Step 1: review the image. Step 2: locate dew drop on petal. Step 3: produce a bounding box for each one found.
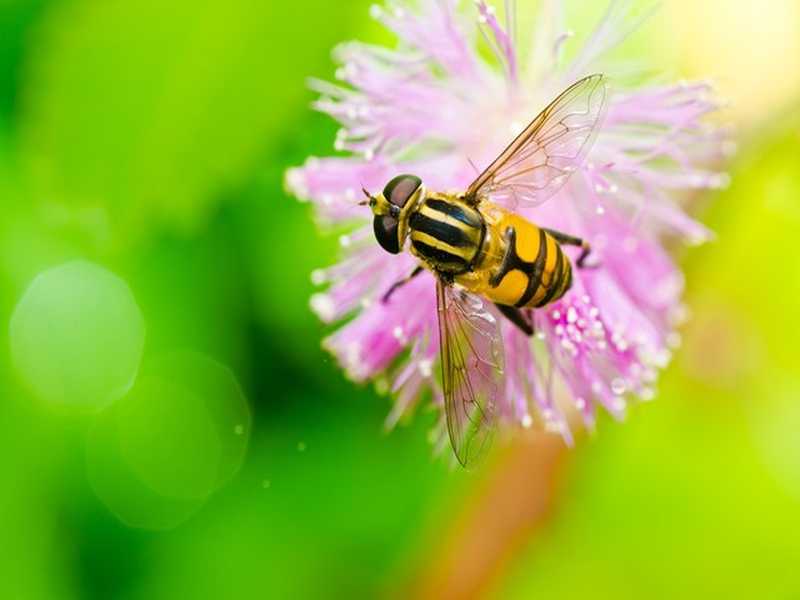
[611,378,627,395]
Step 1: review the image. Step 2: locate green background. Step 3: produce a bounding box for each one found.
[1,0,799,598]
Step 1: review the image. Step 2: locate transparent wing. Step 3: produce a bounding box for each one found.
[465,74,607,209]
[436,279,505,468]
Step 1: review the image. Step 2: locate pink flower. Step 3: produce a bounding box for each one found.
[285,1,729,446]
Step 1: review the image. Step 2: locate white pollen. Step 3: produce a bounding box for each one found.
[509,121,524,136]
[595,205,605,215]
[339,234,351,247]
[369,4,383,19]
[611,378,627,395]
[310,269,327,285]
[567,307,578,324]
[575,397,587,411]
[640,387,656,401]
[310,293,336,322]
[418,359,433,377]
[521,414,533,428]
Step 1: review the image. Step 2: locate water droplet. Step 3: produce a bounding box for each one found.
[521,414,533,428]
[262,479,271,489]
[611,378,627,395]
[234,424,244,436]
[297,442,307,452]
[595,205,605,215]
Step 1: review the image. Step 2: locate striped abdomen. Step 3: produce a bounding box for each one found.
[408,197,484,275]
[490,225,573,308]
[456,208,573,309]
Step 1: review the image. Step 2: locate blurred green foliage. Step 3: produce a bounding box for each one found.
[0,0,799,599]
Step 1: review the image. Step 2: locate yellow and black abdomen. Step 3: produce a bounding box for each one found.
[408,196,484,275]
[458,209,573,309]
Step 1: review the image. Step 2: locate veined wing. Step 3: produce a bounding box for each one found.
[465,74,607,209]
[436,279,505,467]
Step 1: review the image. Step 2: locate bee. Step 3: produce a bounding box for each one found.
[363,75,607,466]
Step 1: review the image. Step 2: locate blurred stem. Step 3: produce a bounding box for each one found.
[409,432,570,599]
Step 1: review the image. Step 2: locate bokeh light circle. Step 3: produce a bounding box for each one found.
[86,351,251,529]
[9,260,145,410]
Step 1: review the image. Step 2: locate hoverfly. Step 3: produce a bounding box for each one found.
[362,74,607,467]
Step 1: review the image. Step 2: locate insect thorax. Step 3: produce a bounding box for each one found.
[407,193,485,275]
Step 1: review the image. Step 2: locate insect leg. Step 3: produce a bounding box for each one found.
[382,266,424,303]
[495,303,534,336]
[542,228,597,269]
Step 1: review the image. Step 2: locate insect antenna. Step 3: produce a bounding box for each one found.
[358,185,371,206]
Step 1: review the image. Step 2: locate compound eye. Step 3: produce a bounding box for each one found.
[373,215,400,254]
[382,174,421,209]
